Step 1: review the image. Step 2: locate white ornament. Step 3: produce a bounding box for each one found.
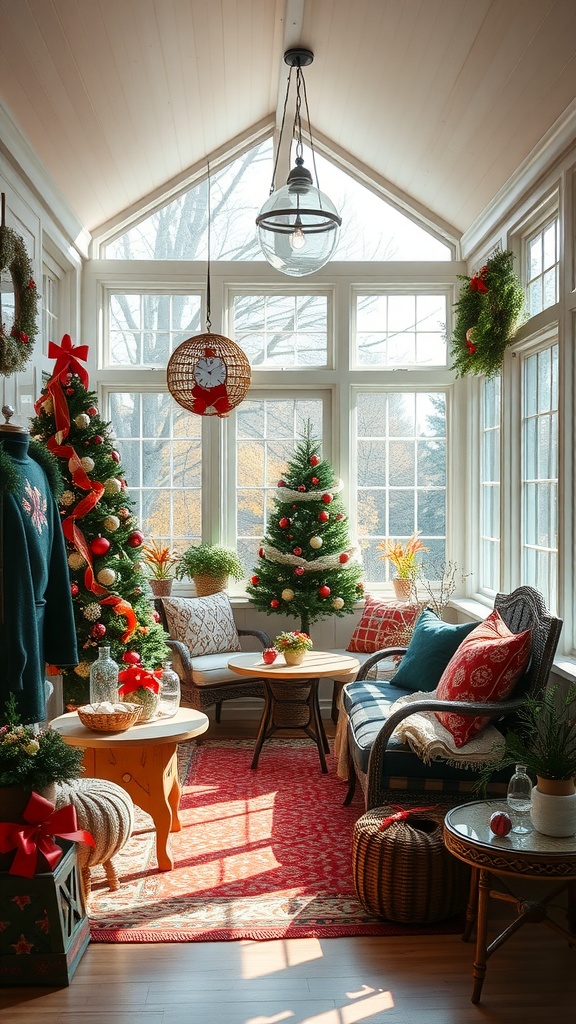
[80,457,95,473]
[103,515,120,532]
[61,490,75,507]
[97,568,117,586]
[68,552,86,570]
[281,588,295,602]
[309,536,323,549]
[75,413,90,429]
[82,602,102,622]
[332,597,345,610]
[104,477,122,494]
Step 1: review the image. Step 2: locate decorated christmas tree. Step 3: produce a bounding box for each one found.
[246,425,364,634]
[30,335,169,707]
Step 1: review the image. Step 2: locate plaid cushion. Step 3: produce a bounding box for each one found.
[347,595,423,654]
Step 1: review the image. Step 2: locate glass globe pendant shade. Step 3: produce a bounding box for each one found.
[256,158,341,277]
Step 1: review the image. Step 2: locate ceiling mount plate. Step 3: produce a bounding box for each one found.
[284,48,314,68]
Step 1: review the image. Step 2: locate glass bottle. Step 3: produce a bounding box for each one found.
[89,646,119,705]
[507,763,533,834]
[158,660,181,718]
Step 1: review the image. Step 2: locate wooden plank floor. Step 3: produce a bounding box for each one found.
[2,715,575,1022]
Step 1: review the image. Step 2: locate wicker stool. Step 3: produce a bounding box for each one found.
[55,778,135,902]
[352,804,470,923]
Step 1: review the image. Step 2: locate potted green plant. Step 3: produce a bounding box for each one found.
[476,683,576,837]
[273,630,313,666]
[176,543,244,596]
[142,537,180,596]
[377,532,428,601]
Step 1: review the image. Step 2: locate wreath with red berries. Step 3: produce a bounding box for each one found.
[449,249,526,379]
[0,224,38,376]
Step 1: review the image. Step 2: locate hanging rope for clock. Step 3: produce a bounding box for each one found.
[166,164,251,417]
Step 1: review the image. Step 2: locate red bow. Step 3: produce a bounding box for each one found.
[378,804,438,831]
[469,270,489,293]
[47,334,89,388]
[0,792,94,878]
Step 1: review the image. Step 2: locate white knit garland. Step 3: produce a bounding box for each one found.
[276,479,344,503]
[262,541,362,572]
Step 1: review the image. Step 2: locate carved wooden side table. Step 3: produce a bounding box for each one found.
[444,799,576,1004]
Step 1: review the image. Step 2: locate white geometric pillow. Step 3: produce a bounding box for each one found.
[161,593,241,657]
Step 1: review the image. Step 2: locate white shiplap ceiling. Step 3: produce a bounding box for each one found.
[0,0,575,240]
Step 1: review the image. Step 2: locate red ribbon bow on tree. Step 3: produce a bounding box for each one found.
[469,265,489,293]
[378,804,438,831]
[0,792,94,878]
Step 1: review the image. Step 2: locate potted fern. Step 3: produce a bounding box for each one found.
[176,543,244,596]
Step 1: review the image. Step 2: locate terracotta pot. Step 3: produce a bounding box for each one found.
[194,573,228,596]
[392,577,412,602]
[283,650,306,666]
[148,578,173,597]
[530,776,576,837]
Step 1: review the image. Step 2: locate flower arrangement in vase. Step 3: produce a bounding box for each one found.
[476,683,576,837]
[274,630,313,665]
[118,666,162,721]
[142,537,180,596]
[377,531,428,601]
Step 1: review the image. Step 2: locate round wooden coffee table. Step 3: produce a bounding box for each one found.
[228,650,359,773]
[50,707,209,870]
[444,799,576,1003]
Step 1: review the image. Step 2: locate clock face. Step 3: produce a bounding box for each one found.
[193,355,227,389]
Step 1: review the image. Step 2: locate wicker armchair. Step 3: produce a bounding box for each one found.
[154,598,269,722]
[343,586,563,810]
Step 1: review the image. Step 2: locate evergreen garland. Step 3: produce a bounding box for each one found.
[0,224,39,376]
[449,249,526,379]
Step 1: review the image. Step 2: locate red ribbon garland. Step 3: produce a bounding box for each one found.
[378,804,439,831]
[0,792,94,878]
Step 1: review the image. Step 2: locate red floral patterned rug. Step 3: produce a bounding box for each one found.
[88,739,462,942]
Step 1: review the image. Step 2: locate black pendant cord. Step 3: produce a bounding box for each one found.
[270,67,293,194]
[300,71,321,197]
[206,161,212,333]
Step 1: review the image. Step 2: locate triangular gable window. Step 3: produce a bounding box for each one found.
[103,138,450,261]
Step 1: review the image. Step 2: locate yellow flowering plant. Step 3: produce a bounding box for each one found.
[377,532,428,579]
[142,537,180,580]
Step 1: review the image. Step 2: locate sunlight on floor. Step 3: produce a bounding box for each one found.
[241,938,325,978]
[244,988,396,1024]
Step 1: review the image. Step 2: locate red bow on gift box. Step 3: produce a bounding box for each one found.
[378,804,439,831]
[0,792,94,878]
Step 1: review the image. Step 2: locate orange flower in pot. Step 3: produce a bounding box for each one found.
[377,532,428,601]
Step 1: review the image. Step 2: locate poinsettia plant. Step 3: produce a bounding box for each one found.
[273,631,313,654]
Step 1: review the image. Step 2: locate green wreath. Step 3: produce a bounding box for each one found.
[449,249,526,379]
[0,224,38,376]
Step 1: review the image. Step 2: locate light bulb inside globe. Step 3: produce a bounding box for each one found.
[290,219,306,250]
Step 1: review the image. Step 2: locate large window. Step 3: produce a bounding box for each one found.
[480,376,501,592]
[231,292,329,367]
[355,292,448,367]
[526,216,559,317]
[108,293,201,366]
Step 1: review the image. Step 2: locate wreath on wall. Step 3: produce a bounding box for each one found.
[0,223,38,376]
[449,249,526,379]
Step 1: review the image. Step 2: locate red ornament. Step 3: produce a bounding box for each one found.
[318,585,331,598]
[93,435,103,445]
[90,535,111,556]
[297,485,306,492]
[91,622,107,639]
[251,575,260,586]
[357,581,364,590]
[339,553,350,564]
[322,493,332,504]
[292,505,297,510]
[278,480,286,487]
[262,648,278,665]
[270,599,280,609]
[127,530,144,548]
[70,583,79,597]
[111,450,120,462]
[294,566,305,576]
[336,513,344,520]
[152,610,161,622]
[87,406,98,416]
[293,547,303,556]
[66,387,75,395]
[279,517,290,529]
[309,455,320,467]
[258,547,265,558]
[122,651,142,665]
[318,510,329,523]
[490,811,512,836]
[311,477,319,485]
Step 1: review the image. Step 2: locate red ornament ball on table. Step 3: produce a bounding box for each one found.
[90,535,111,556]
[490,811,512,836]
[122,651,141,665]
[262,648,277,665]
[318,585,331,598]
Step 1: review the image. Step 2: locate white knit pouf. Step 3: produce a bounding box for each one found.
[55,778,135,901]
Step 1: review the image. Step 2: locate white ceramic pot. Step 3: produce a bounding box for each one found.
[284,650,306,666]
[530,779,576,837]
[392,577,412,602]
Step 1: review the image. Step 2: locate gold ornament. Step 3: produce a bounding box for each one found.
[80,456,95,473]
[281,588,295,601]
[74,661,91,678]
[74,413,90,429]
[68,551,86,570]
[332,597,345,610]
[96,568,116,586]
[61,490,75,506]
[103,515,120,532]
[82,602,102,621]
[104,477,122,494]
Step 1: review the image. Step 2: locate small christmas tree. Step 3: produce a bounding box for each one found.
[246,425,363,634]
[30,335,169,707]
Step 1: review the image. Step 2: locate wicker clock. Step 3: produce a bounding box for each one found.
[167,333,251,417]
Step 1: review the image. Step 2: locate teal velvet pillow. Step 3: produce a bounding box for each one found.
[390,609,478,693]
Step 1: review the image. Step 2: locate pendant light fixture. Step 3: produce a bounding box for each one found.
[256,48,341,277]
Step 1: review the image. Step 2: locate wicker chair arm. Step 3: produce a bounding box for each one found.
[238,628,271,649]
[366,695,524,810]
[165,638,194,680]
[355,647,409,681]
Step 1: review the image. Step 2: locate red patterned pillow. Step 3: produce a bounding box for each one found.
[347,595,423,654]
[435,609,532,747]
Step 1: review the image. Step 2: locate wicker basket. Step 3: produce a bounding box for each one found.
[194,573,228,596]
[352,804,470,924]
[77,703,143,733]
